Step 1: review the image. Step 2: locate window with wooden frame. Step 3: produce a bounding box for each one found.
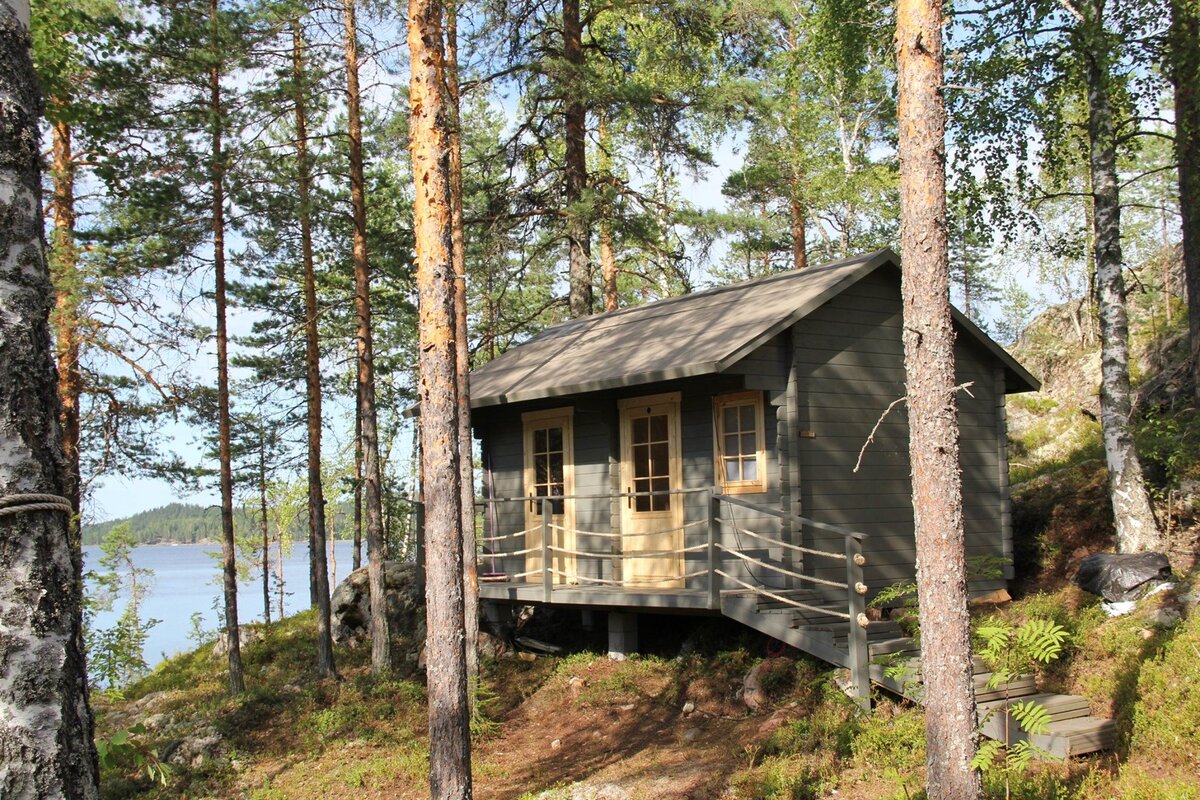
[522,408,573,515]
[713,391,766,494]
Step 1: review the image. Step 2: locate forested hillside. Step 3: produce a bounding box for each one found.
[82,504,243,546]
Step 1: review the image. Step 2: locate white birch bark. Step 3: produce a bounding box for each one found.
[0,0,100,795]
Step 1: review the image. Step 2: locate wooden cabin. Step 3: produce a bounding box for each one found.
[468,249,1039,702]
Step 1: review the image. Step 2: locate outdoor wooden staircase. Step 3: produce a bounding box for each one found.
[721,590,1117,759]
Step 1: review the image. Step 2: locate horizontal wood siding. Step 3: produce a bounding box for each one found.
[793,270,1007,601]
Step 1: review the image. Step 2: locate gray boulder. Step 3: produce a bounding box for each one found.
[330,560,424,648]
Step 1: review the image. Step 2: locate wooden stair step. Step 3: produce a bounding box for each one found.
[974,673,1038,702]
[1045,716,1118,757]
[980,693,1092,722]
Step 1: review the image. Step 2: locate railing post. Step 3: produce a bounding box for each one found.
[708,490,720,611]
[414,501,426,600]
[845,534,869,710]
[542,498,553,604]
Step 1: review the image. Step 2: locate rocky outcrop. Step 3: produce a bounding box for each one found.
[330,560,425,651]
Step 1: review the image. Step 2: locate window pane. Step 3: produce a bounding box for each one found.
[740,404,756,431]
[724,458,740,482]
[650,443,669,477]
[651,478,670,511]
[548,426,563,452]
[552,498,565,515]
[722,406,738,433]
[536,455,548,483]
[635,478,650,511]
[743,459,758,482]
[633,416,649,443]
[649,414,668,442]
[549,453,563,483]
[634,444,650,479]
[534,428,547,452]
[741,432,757,456]
[724,433,740,457]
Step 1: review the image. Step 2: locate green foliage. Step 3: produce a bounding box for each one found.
[86,522,159,692]
[972,618,1070,785]
[1136,407,1200,492]
[1127,603,1200,771]
[95,723,170,786]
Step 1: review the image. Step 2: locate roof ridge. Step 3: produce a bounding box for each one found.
[523,250,889,341]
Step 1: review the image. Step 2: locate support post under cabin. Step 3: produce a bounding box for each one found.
[607,611,638,660]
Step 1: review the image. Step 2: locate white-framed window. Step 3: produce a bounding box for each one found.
[713,391,766,494]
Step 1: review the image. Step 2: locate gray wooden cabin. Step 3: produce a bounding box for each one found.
[468,249,1038,701]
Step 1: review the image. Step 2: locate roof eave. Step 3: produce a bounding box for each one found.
[470,361,725,409]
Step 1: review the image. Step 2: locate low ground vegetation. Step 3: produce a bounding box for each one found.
[95,294,1199,799]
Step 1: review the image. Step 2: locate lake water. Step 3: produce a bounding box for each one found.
[83,541,360,668]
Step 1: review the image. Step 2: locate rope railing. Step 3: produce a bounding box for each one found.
[715,569,853,621]
[547,568,710,586]
[546,519,707,539]
[715,543,849,591]
[475,487,711,505]
[546,542,709,560]
[479,526,538,544]
[714,519,847,562]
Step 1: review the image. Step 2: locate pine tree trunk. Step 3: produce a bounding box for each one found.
[1170,0,1200,405]
[277,530,285,620]
[294,16,336,678]
[1078,0,1162,553]
[342,0,391,673]
[354,399,363,571]
[564,0,591,318]
[49,116,82,519]
[260,439,271,623]
[210,0,244,696]
[445,0,480,700]
[790,191,807,271]
[408,0,473,795]
[0,4,100,794]
[598,111,618,312]
[895,2,981,798]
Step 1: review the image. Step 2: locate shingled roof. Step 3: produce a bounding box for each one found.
[469,249,1038,409]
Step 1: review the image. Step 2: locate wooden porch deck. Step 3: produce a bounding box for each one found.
[469,489,1115,758]
[477,580,715,612]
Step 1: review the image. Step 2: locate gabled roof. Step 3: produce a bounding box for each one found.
[469,249,1039,409]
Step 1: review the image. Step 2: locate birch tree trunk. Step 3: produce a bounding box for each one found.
[408,0,473,794]
[0,3,99,795]
[1077,0,1162,553]
[210,0,244,696]
[1169,0,1200,406]
[342,0,391,673]
[564,0,592,318]
[445,0,480,699]
[294,16,336,679]
[895,2,981,798]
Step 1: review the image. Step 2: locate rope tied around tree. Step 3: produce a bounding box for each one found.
[0,494,73,518]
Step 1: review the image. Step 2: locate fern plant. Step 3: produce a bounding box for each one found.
[971,618,1070,800]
